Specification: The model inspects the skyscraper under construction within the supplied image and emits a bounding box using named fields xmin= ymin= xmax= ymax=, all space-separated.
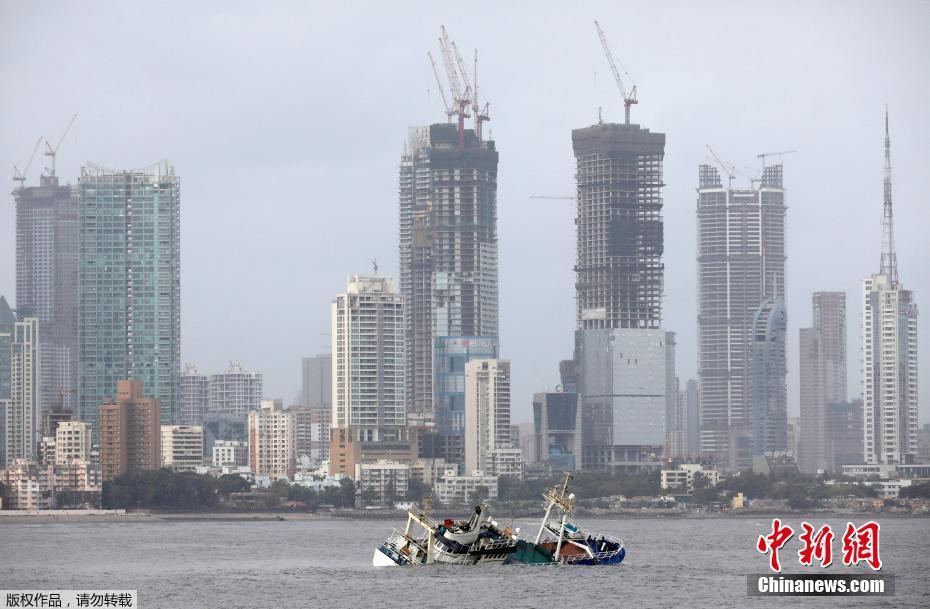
xmin=398 ymin=29 xmax=500 ymax=465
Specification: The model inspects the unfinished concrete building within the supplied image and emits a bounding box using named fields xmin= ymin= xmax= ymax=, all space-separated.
xmin=398 ymin=123 xmax=499 ymax=464
xmin=696 ymin=164 xmax=786 ymax=466
xmin=572 ymin=122 xmax=668 ymax=473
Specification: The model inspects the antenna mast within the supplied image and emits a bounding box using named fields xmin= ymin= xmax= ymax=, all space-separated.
xmin=880 ymin=108 xmax=898 ymax=286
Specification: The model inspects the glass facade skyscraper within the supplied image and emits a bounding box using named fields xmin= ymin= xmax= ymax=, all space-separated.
xmin=78 ymin=162 xmax=181 ymax=434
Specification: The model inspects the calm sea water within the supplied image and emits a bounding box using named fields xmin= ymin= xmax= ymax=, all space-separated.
xmin=1 ymin=516 xmax=927 ymax=608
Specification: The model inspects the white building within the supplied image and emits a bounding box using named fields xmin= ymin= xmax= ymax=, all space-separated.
xmin=55 ymin=421 xmax=91 ymax=464
xmin=5 ymin=318 xmax=40 ymax=464
xmin=209 ymin=361 xmax=263 ymax=418
xmin=465 ymin=359 xmax=521 ymax=477
xmin=434 ymin=470 xmax=499 ymax=505
xmin=355 ymin=459 xmax=410 ymax=506
xmin=331 ymin=275 xmax=406 ymax=435
xmin=180 ymin=363 xmax=210 ymax=426
xmin=248 ymin=400 xmax=295 ymax=481
xmin=660 ymin=463 xmax=720 ymax=492
xmin=161 ymin=425 xmax=204 ymax=472
xmin=862 ymin=114 xmax=919 ymax=467
xmin=212 ymin=440 xmax=248 ymax=467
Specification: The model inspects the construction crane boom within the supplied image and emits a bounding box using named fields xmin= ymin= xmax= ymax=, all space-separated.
xmin=706 ymin=145 xmax=736 ymax=187
xmin=427 ymin=51 xmax=453 ymax=120
xmin=44 ymin=113 xmax=77 ymax=178
xmin=757 ymin=149 xmax=797 ymax=171
xmin=594 ymin=20 xmax=638 ymax=124
xmin=13 ymin=136 xmax=44 ymax=190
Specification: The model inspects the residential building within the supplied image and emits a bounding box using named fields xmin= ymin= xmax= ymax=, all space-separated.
xmin=660 ymin=463 xmax=720 ymax=492
xmin=1 ymin=459 xmax=52 ymax=510
xmin=208 ymin=361 xmax=262 ymax=417
xmin=464 ymin=359 xmax=518 ymax=477
xmin=212 ymin=440 xmax=248 ymax=468
xmin=0 ymin=296 xmax=14 ymax=469
xmin=78 ymin=162 xmax=180 ymax=432
xmin=301 ymin=355 xmax=331 ymax=409
xmin=826 ymin=400 xmax=864 ymax=472
xmin=202 ymin=411 xmax=248 ymax=459
xmin=751 ymin=296 xmax=788 ymax=456
xmin=14 ymin=174 xmax=79 ymax=416
xmin=398 ymin=124 xmax=500 ymax=462
xmin=572 ymin=120 xmax=669 ymax=473
xmin=799 ymin=292 xmax=847 ymax=473
xmin=180 ymin=364 xmax=209 ymax=426
xmin=862 ymin=113 xmax=919 ymax=467
xmin=161 ymin=425 xmax=204 ymax=472
xmin=55 ymin=421 xmax=91 ymax=464
xmin=681 ymin=379 xmax=700 ymax=457
xmin=290 ymin=405 xmax=330 ymax=466
xmin=697 ymin=163 xmax=786 ymax=464
xmin=248 ymin=400 xmax=295 ymax=481
xmin=98 ymin=380 xmax=161 ymax=480
xmin=5 ymin=317 xmax=40 ymax=464
xmin=532 ymin=391 xmax=581 ymax=472
xmin=355 ymin=459 xmax=410 ymax=506
xmin=330 ymin=275 xmax=409 ymax=475
xmin=434 ymin=469 xmax=498 ymax=505
xmin=665 ymin=333 xmax=682 ymax=458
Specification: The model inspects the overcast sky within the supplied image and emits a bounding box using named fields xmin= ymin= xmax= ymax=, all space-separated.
xmin=1 ymin=0 xmax=928 ymax=425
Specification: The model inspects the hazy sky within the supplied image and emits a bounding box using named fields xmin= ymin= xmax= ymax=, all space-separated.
xmin=1 ymin=1 xmax=928 ymax=425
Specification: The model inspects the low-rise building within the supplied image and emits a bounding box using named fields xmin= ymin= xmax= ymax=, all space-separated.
xmin=55 ymin=421 xmax=92 ymax=464
xmin=212 ymin=440 xmax=248 ymax=468
xmin=355 ymin=460 xmax=410 ymax=506
xmin=248 ymin=400 xmax=296 ymax=481
xmin=434 ymin=470 xmax=498 ymax=505
xmin=161 ymin=425 xmax=204 ymax=472
xmin=660 ymin=464 xmax=720 ymax=492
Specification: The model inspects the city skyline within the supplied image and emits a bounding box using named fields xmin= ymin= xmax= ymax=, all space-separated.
xmin=1 ymin=2 xmax=928 ymax=426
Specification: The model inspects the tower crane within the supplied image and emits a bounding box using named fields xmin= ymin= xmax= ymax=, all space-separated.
xmin=756 ymin=149 xmax=796 ymax=171
xmin=427 ymin=51 xmax=454 ymax=121
xmin=530 ymin=195 xmax=576 ymax=210
xmin=472 ymin=49 xmax=490 ymax=142
xmin=439 ymin=26 xmax=471 ymax=147
xmin=594 ymin=20 xmax=638 ymax=124
xmin=705 ymin=145 xmax=736 ymax=188
xmin=12 ymin=136 xmax=44 ymax=190
xmin=44 ymin=113 xmax=78 ymax=178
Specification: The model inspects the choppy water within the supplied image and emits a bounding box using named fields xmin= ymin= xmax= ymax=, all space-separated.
xmin=1 ymin=516 xmax=927 ymax=608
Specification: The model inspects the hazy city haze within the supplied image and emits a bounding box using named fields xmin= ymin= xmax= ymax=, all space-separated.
xmin=1 ymin=0 xmax=928 ymax=425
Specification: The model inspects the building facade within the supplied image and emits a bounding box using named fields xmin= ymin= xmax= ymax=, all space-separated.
xmin=463 ymin=359 xmax=513 ymax=476
xmin=14 ymin=175 xmax=79 ymax=416
xmin=696 ymin=164 xmax=786 ymax=464
xmin=78 ymin=162 xmax=181 ymax=433
xmin=5 ymin=318 xmax=40 ymax=464
xmin=533 ymin=391 xmax=581 ymax=472
xmin=55 ymin=420 xmax=91 ymax=464
xmin=161 ymin=425 xmax=204 ymax=472
xmin=98 ymin=380 xmax=161 ymax=480
xmin=572 ymin=121 xmax=669 ymax=473
xmin=208 ymin=361 xmax=262 ymax=418
xmin=398 ymin=124 xmax=500 ymax=447
xmin=248 ymin=400 xmax=295 ymax=481
xmin=212 ymin=440 xmax=249 ymax=468
xmin=799 ymin=292 xmax=847 ymax=473
xmin=750 ymin=296 xmax=788 ymax=456
xmin=301 ymin=355 xmax=331 ymax=409
xmin=180 ymin=364 xmax=209 ymax=426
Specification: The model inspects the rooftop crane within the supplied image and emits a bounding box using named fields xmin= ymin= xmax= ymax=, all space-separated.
xmin=530 ymin=194 xmax=576 ymax=210
xmin=594 ymin=20 xmax=638 ymax=124
xmin=436 ymin=26 xmax=474 ymax=148
xmin=757 ymin=149 xmax=797 ymax=171
xmin=44 ymin=113 xmax=77 ymax=178
xmin=12 ymin=136 xmax=44 ymax=190
xmin=472 ymin=49 xmax=490 ymax=142
xmin=706 ymin=145 xmax=736 ymax=188
xmin=427 ymin=51 xmax=454 ymax=121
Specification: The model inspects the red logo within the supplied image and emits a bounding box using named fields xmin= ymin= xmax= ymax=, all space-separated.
xmin=756 ymin=518 xmax=794 ymax=572
xmin=841 ymin=521 xmax=882 ymax=571
xmin=798 ymin=522 xmax=834 ymax=568
xmin=758 ymin=519 xmax=882 ymax=572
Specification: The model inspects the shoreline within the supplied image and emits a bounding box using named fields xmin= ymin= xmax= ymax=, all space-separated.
xmin=0 ymin=509 xmax=925 ymax=524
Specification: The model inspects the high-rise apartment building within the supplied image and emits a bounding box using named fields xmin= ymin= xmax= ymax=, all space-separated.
xmin=464 ymin=359 xmax=518 ymax=476
xmin=398 ymin=124 xmax=500 ymax=460
xmin=696 ymin=164 xmax=786 ymax=463
xmin=331 ymin=275 xmax=406 ymax=433
xmin=0 ymin=296 xmax=15 ymax=469
xmin=572 ymin=120 xmax=669 ymax=473
xmin=5 ymin=318 xmax=40 ymax=465
xmin=78 ymin=162 xmax=180 ymax=433
xmin=180 ymin=364 xmax=209 ymax=426
xmin=248 ymin=400 xmax=295 ymax=481
xmin=98 ymin=380 xmax=161 ymax=480
xmin=290 ymin=405 xmax=330 ymax=466
xmin=14 ymin=175 xmax=79 ymax=416
xmin=750 ymin=296 xmax=788 ymax=456
xmin=208 ymin=361 xmax=262 ymax=417
xmin=799 ymin=292 xmax=847 ymax=473
xmin=682 ymin=379 xmax=700 ymax=457
xmin=301 ymin=355 xmax=331 ymax=409
xmin=862 ymin=113 xmax=918 ymax=466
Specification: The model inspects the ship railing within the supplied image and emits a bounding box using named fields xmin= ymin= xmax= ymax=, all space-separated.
xmin=559 ymin=535 xmax=624 ymax=564
xmin=408 ymin=504 xmax=438 ymax=529
xmin=382 ymin=529 xmax=428 ymax=563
